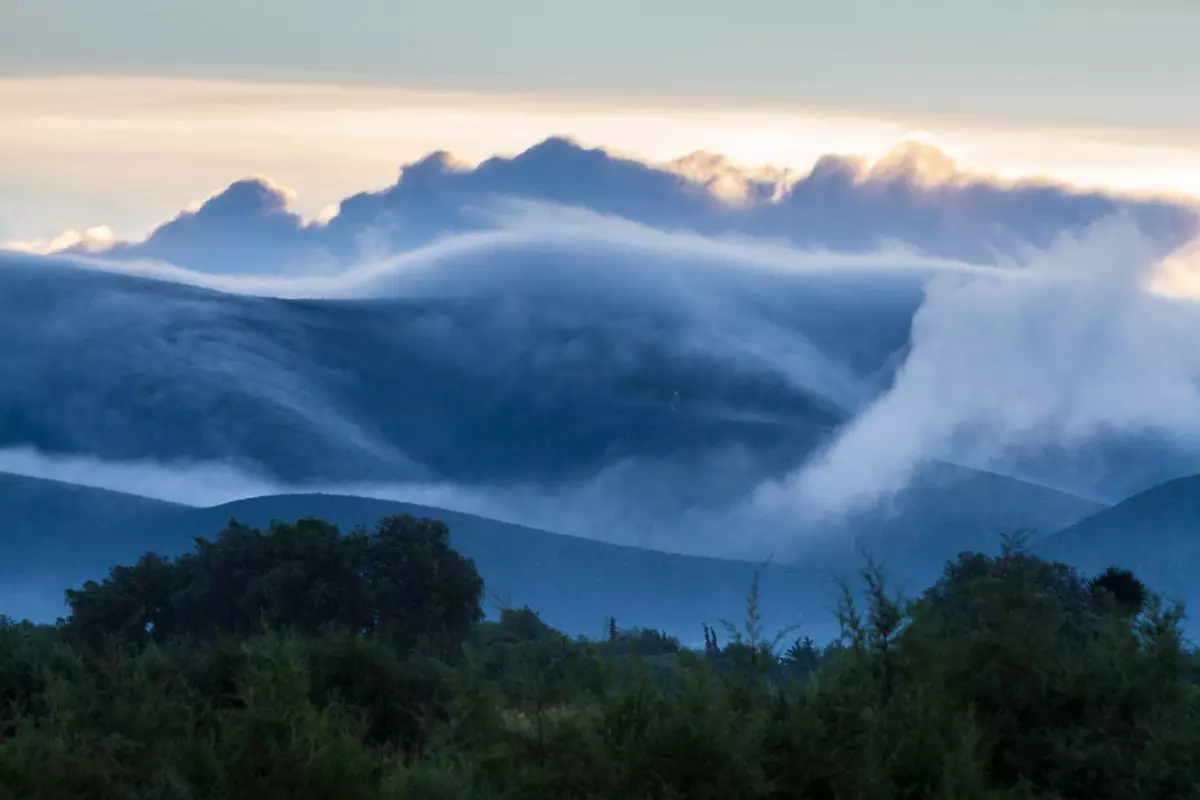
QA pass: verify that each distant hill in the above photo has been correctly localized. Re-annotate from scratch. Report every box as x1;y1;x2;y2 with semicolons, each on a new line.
1037;474;1200;610
0;471;185;569
816;461;1106;588
0;473;186;623
1;462;1108;642
0;474;847;643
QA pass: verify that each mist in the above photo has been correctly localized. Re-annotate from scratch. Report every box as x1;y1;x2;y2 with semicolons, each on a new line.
4;157;1200;565
778;215;1200;519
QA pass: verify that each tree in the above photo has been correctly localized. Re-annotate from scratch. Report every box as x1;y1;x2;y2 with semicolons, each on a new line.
890;541;1191;796
64;514;485;658
912;533;1101;644
359;515;485;657
65;552;182;649
781;635;820;676
1088;566;1147;616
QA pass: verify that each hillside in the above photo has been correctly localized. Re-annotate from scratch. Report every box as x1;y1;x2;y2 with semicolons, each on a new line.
1037;473;1200;608
0;475;844;642
0;472;186;622
3;461;1106;642
846;461;1106;587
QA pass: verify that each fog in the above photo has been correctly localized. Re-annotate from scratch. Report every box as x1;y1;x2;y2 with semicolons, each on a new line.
4;141;1200;563
775;215;1200;517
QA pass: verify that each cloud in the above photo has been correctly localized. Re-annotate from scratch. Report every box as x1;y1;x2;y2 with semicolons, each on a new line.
0;251;431;484
0;446;281;508
96;176;337;275
771;214;1200;517
7;225;114;255
45;137;1198;276
11;198;1200;510
0;219;943;501
8;141;1200;566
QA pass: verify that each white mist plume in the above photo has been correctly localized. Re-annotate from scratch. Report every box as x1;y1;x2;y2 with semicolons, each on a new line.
765;214;1200;521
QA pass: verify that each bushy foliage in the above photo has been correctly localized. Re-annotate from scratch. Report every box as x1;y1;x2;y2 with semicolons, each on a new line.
3;517;1199;799
64;515;484;658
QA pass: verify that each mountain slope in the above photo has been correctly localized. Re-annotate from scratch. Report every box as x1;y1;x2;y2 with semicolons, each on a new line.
0;471;184;562
1037;475;1200;603
0;473;188;622
845;461;1105;587
0;475;844;641
3;463;1106;642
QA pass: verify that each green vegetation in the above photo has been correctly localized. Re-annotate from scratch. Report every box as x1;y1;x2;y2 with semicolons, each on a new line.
1;517;1197;799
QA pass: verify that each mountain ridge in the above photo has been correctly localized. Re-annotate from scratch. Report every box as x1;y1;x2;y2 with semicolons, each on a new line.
2;467;1107;640
1037;473;1200;603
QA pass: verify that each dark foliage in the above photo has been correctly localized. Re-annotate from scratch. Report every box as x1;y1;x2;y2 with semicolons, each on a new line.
1089;565;1149;616
2;516;1198;799
63;515;484;658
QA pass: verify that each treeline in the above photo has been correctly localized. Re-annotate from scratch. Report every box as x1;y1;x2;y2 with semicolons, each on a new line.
1;515;1197;799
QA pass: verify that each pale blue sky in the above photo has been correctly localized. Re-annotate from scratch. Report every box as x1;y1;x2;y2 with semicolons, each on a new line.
2;0;1199;130
3;0;1200;243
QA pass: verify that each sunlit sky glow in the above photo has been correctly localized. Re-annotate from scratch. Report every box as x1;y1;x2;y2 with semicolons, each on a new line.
3;0;1200;243
4;75;1200;246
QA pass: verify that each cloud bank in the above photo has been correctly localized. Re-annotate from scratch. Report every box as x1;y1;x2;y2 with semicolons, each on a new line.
36;137;1197;276
4;138;1200;566
0;218;939;495
769;215;1200;517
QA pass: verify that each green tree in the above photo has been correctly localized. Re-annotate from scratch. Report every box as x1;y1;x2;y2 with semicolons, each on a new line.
1089;565;1148;616
64;515;484;658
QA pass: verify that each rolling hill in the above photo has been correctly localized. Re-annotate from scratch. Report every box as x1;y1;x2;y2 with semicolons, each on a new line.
3;465;1106;643
846;461;1106;587
0;474;848;642
1037;474;1200;610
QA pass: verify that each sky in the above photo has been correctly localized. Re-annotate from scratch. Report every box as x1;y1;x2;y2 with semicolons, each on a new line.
2;0;1200;241
4;0;1200;126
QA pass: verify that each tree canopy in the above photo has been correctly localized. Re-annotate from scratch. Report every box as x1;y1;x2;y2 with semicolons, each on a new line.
1;516;1196;799
64;514;484;657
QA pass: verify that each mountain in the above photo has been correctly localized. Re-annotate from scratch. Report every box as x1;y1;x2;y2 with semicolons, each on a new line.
0;242;1169;604
1037;474;1200;610
2;464;1105;643
0;474;846;642
0;472;188;622
0;472;183;563
846;462;1105;588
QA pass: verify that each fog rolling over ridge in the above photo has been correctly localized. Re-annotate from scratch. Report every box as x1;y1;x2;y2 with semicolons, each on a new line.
0;231;928;558
4;136;1200;575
